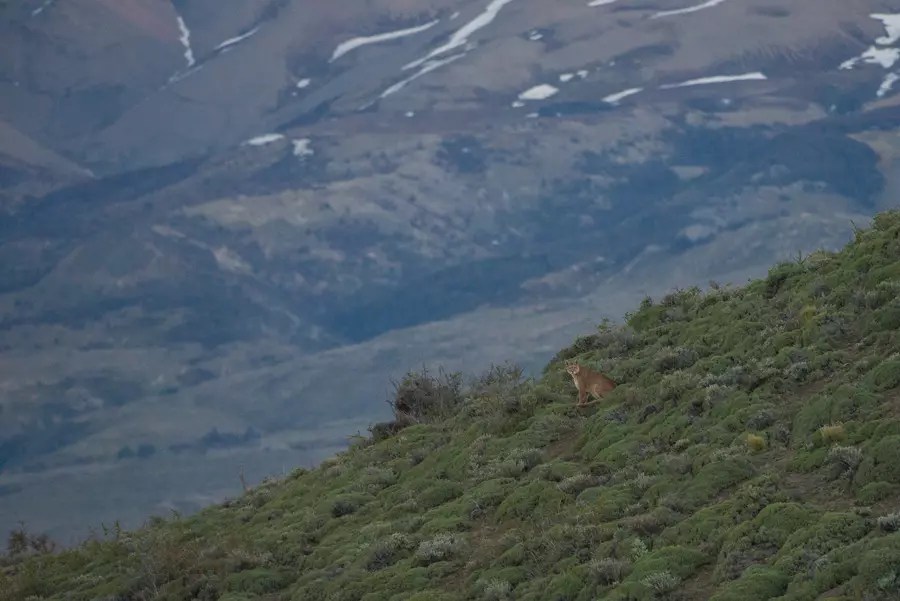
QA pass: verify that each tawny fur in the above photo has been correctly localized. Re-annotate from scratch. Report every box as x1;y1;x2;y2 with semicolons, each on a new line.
564;360;617;407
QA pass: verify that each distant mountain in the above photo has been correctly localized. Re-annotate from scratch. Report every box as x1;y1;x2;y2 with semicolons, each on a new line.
2;0;900;542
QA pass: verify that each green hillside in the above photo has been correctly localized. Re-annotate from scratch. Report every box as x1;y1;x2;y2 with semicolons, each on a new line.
5;211;900;601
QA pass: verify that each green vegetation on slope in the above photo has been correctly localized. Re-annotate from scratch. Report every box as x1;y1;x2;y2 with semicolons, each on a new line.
5;211;900;601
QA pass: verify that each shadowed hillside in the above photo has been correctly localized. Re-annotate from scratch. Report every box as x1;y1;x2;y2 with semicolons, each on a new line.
4;210;900;600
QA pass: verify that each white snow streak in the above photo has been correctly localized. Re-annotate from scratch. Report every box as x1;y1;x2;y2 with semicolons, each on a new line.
176;16;196;68
404;0;517;70
243;134;285;146
215;27;260;52
380;54;465;98
330;20;439;62
660;72;767;89
602;87;642;103
167;64;204;85
588;0;619;6
518;84;560;100
31;0;55;16
296;78;312;89
651;0;728;19
878;72;900;97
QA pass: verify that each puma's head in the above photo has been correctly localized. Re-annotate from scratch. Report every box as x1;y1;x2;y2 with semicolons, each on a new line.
565;360;581;376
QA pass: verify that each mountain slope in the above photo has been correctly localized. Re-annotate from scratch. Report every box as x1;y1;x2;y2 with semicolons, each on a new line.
5;0;900;545
5;209;900;601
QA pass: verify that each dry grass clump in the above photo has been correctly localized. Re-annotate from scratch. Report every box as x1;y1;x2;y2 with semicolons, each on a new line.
746;433;766;453
819;422;846;444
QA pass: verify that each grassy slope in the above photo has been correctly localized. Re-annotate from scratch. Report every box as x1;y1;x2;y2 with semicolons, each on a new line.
5;211;900;601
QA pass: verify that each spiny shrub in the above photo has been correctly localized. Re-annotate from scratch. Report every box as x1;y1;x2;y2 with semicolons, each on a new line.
587;557;631;585
415;533;465;565
659;370;697;403
826;445;863;480
472;447;544;480
330;493;370;517
642;570;681;595
557;473;597;495
703;383;731;406
366;533;414;571
745;408;776;431
479;578;512;601
628;537;649;560
653;346;699;372
876;512;900;533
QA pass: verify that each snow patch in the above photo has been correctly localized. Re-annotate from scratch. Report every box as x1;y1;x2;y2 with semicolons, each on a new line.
840;14;900;71
213;247;253;274
296;78;312;89
528;31;543;41
588;0;619;6
215;27;260;52
679;224;718;243
840;47;900;70
602;87;642;103
660;72;767;89
511;100;526;108
651;0;729;19
873;13;900;46
292;138;314;157
176;16;196;68
518;84;559;100
243;134;285;146
330;20;439;62
404;0;517;70
557;70;589;83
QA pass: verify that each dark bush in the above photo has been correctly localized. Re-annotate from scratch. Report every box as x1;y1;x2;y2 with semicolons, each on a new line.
390;366;464;425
